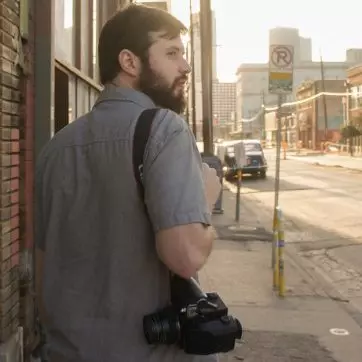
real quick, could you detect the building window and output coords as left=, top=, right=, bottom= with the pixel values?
left=69, top=75, right=76, bottom=121
left=77, top=80, right=90, bottom=117
left=351, top=85, right=362, bottom=109
left=90, top=88, right=99, bottom=108
left=80, top=0, right=92, bottom=75
left=54, top=0, right=75, bottom=65
left=92, top=0, right=98, bottom=81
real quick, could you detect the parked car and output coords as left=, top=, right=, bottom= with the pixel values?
left=219, top=139, right=268, bottom=181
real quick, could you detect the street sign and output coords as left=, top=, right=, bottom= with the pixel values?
left=268, top=44, right=294, bottom=94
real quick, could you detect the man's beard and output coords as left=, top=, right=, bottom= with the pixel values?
left=138, top=62, right=187, bottom=114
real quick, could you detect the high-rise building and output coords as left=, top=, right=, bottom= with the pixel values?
left=191, top=11, right=217, bottom=82
left=135, top=0, right=172, bottom=11
left=346, top=49, right=362, bottom=63
left=234, top=27, right=362, bottom=138
left=299, top=37, right=312, bottom=62
left=212, top=81, right=236, bottom=139
left=269, top=27, right=312, bottom=64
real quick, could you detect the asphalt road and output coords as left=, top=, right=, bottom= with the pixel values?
left=227, top=149, right=362, bottom=315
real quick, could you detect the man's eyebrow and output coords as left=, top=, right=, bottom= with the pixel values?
left=166, top=45, right=185, bottom=54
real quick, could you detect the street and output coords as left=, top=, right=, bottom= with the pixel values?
left=244, top=150, right=362, bottom=313
left=199, top=150, right=362, bottom=361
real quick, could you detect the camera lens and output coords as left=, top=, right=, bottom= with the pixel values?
left=143, top=309, right=180, bottom=345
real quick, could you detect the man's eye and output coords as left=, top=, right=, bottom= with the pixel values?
left=167, top=51, right=177, bottom=57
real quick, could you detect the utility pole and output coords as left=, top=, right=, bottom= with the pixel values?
left=189, top=0, right=197, bottom=138
left=272, top=94, right=283, bottom=269
left=200, top=0, right=213, bottom=154
left=261, top=90, right=265, bottom=139
left=320, top=54, right=328, bottom=141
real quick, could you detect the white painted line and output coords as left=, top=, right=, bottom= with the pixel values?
left=329, top=328, right=350, bottom=336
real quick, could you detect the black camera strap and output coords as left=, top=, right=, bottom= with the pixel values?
left=132, top=108, right=159, bottom=200
left=132, top=108, right=175, bottom=283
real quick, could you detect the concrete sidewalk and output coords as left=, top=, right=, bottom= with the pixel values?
left=199, top=190, right=362, bottom=362
left=287, top=153, right=362, bottom=171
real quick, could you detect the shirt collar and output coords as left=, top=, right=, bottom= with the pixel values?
left=94, top=84, right=155, bottom=109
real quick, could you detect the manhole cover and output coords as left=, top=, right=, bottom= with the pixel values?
left=215, top=225, right=272, bottom=242
left=228, top=225, right=258, bottom=232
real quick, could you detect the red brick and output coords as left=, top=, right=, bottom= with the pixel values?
left=10, top=129, right=19, bottom=140
left=0, top=0, right=34, bottom=345
left=10, top=215, right=19, bottom=229
left=10, top=166, right=18, bottom=178
left=10, top=240, right=19, bottom=255
left=10, top=191, right=18, bottom=204
left=10, top=154, right=18, bottom=166
left=11, top=252, right=18, bottom=267
left=10, top=178, right=18, bottom=191
left=10, top=228, right=18, bottom=243
left=10, top=204, right=18, bottom=217
left=11, top=141, right=19, bottom=153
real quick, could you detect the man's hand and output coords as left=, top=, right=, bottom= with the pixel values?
left=202, top=163, right=221, bottom=210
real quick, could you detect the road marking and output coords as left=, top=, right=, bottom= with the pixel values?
left=329, top=328, right=350, bottom=336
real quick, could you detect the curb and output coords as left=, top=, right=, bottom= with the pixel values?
left=222, top=181, right=362, bottom=327
left=287, top=156, right=362, bottom=172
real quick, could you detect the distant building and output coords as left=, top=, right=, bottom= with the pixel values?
left=234, top=27, right=362, bottom=139
left=346, top=49, right=362, bottom=64
left=135, top=0, right=172, bottom=11
left=235, top=54, right=362, bottom=139
left=296, top=80, right=345, bottom=149
left=346, top=63, right=362, bottom=126
left=188, top=11, right=217, bottom=139
left=269, top=27, right=312, bottom=64
left=212, top=81, right=236, bottom=139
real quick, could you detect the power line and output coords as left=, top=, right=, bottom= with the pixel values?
left=239, top=90, right=362, bottom=123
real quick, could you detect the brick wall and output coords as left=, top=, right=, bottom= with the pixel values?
left=19, top=0, right=36, bottom=357
left=0, top=0, right=22, bottom=343
left=0, top=0, right=35, bottom=357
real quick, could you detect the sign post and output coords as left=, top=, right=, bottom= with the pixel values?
left=269, top=45, right=293, bottom=271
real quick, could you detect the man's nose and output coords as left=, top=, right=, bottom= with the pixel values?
left=180, top=58, right=192, bottom=74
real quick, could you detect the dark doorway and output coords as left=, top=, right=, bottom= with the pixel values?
left=54, top=66, right=69, bottom=133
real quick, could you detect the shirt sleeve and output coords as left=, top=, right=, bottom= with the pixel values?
left=143, top=110, right=212, bottom=232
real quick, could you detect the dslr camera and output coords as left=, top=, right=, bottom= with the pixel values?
left=143, top=275, right=242, bottom=355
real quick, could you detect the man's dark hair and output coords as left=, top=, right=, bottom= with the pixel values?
left=98, top=4, right=187, bottom=85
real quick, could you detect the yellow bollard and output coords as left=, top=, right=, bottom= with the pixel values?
left=271, top=208, right=278, bottom=268
left=277, top=208, right=285, bottom=298
left=272, top=229, right=279, bottom=290
left=235, top=169, right=242, bottom=222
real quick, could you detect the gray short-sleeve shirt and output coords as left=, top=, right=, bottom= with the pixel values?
left=35, top=85, right=218, bottom=362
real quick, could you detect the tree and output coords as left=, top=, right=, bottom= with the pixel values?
left=340, top=124, right=361, bottom=139
left=351, top=115, right=362, bottom=128
left=340, top=124, right=361, bottom=156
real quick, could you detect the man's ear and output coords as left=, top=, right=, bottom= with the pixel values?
left=118, top=49, right=142, bottom=77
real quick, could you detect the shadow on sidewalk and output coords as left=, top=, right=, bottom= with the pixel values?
left=220, top=330, right=338, bottom=362
left=219, top=185, right=362, bottom=316
left=212, top=186, right=273, bottom=242
left=206, top=189, right=362, bottom=362
left=225, top=172, right=359, bottom=199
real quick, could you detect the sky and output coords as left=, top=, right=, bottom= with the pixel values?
left=171, top=0, right=362, bottom=81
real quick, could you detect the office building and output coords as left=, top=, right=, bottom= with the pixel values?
left=212, top=81, right=236, bottom=139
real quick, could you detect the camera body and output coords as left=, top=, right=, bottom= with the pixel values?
left=143, top=275, right=242, bottom=355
